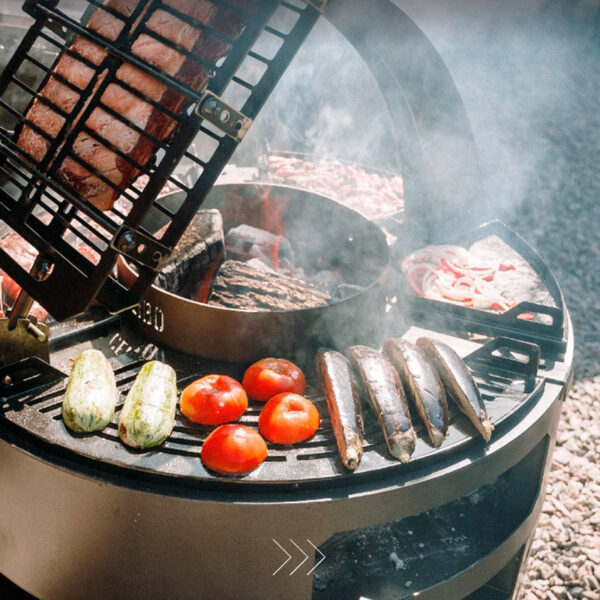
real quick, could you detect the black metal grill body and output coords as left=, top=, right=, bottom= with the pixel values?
left=0, top=324, right=572, bottom=600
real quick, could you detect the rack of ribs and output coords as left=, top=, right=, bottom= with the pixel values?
left=17, top=0, right=253, bottom=211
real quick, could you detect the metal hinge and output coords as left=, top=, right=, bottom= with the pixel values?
left=112, top=228, right=171, bottom=271
left=195, top=91, right=252, bottom=142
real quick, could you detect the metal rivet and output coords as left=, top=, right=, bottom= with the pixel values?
left=118, top=231, right=136, bottom=253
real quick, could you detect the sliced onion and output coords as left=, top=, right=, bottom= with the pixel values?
left=401, top=244, right=515, bottom=312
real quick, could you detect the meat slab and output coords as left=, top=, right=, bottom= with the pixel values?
left=17, top=0, right=254, bottom=211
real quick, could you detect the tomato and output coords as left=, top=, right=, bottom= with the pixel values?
left=180, top=374, right=248, bottom=425
left=258, top=393, right=320, bottom=444
left=242, top=358, right=305, bottom=403
left=201, top=424, right=267, bottom=474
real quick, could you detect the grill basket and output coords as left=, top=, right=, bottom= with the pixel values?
left=0, top=0, right=324, bottom=320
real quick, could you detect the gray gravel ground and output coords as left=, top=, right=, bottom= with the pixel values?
left=494, top=15, right=600, bottom=598
left=497, top=10, right=600, bottom=600
left=517, top=378, right=600, bottom=600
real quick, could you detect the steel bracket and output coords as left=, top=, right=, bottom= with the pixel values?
left=195, top=91, right=252, bottom=142
left=112, top=227, right=171, bottom=271
left=0, top=356, right=65, bottom=401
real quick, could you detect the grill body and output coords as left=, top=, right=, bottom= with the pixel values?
left=0, top=348, right=570, bottom=600
left=0, top=2, right=573, bottom=599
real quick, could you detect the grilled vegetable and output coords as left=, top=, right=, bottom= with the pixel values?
left=180, top=374, right=248, bottom=425
left=62, top=349, right=118, bottom=433
left=201, top=424, right=268, bottom=475
left=316, top=348, right=364, bottom=470
left=383, top=338, right=448, bottom=447
left=118, top=360, right=177, bottom=450
left=242, top=357, right=306, bottom=403
left=348, top=345, right=416, bottom=463
left=416, top=337, right=494, bottom=442
left=258, top=393, right=320, bottom=444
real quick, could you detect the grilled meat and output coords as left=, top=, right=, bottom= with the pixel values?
left=383, top=338, right=448, bottom=447
left=0, top=231, right=49, bottom=322
left=17, top=0, right=254, bottom=211
left=348, top=345, right=416, bottom=463
left=316, top=348, right=364, bottom=471
left=417, top=337, right=494, bottom=442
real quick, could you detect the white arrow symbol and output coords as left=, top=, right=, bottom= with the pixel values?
left=272, top=538, right=292, bottom=576
left=289, top=538, right=309, bottom=575
left=306, top=539, right=326, bottom=575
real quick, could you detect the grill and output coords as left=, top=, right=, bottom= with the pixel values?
left=0, top=2, right=573, bottom=600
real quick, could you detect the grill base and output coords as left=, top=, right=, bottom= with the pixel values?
left=0, top=359, right=567, bottom=600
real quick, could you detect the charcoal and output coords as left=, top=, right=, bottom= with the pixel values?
left=208, top=260, right=331, bottom=311
left=156, top=209, right=224, bottom=298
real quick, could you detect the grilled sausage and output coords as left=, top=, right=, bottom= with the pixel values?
left=417, top=337, right=494, bottom=442
left=348, top=345, right=416, bottom=463
left=316, top=348, right=364, bottom=471
left=118, top=360, right=177, bottom=449
left=383, top=338, right=448, bottom=447
left=62, top=349, right=118, bottom=432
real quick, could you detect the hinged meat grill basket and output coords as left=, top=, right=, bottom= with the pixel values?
left=0, top=2, right=574, bottom=600
left=0, top=0, right=323, bottom=320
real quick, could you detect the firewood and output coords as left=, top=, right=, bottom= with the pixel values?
left=208, top=260, right=331, bottom=311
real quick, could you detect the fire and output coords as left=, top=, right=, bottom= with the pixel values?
left=261, top=187, right=286, bottom=272
left=197, top=259, right=222, bottom=304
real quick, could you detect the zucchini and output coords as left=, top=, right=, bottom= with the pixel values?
left=62, top=349, right=118, bottom=433
left=118, top=360, right=177, bottom=450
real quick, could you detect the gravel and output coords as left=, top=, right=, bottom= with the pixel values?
left=517, top=378, right=600, bottom=600
left=497, top=16, right=600, bottom=600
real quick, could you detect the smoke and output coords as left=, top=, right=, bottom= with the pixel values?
left=232, top=16, right=400, bottom=172
left=394, top=0, right=598, bottom=224
left=233, top=0, right=597, bottom=239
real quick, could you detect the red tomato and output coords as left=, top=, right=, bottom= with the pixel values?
left=242, top=358, right=305, bottom=403
left=180, top=374, right=248, bottom=425
left=201, top=424, right=267, bottom=474
left=258, top=393, right=320, bottom=444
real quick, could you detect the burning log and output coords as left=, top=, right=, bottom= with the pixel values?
left=208, top=260, right=331, bottom=311
left=224, top=224, right=295, bottom=272
left=156, top=209, right=224, bottom=300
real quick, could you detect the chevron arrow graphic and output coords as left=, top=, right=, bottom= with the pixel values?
left=272, top=538, right=326, bottom=576
left=272, top=538, right=292, bottom=576
left=289, top=538, right=309, bottom=575
left=306, top=539, right=326, bottom=575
